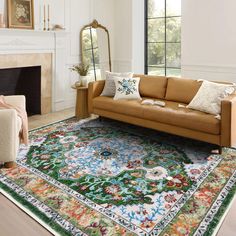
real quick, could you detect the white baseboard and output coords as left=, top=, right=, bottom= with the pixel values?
left=54, top=98, right=75, bottom=112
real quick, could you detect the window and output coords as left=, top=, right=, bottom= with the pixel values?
left=145, top=0, right=181, bottom=77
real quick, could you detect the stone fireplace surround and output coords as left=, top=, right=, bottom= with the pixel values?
left=0, top=53, right=52, bottom=114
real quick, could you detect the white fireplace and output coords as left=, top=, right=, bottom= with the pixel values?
left=0, top=28, right=73, bottom=113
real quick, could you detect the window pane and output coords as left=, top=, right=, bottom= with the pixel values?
left=148, top=67, right=165, bottom=76
left=82, top=28, right=92, bottom=50
left=83, top=49, right=93, bottom=65
left=148, top=0, right=165, bottom=18
left=148, top=18, right=165, bottom=42
left=166, top=43, right=181, bottom=68
left=166, top=17, right=181, bottom=42
left=95, top=66, right=102, bottom=80
left=148, top=43, right=165, bottom=67
left=166, top=68, right=181, bottom=77
left=89, top=68, right=94, bottom=76
left=93, top=48, right=100, bottom=65
left=91, top=28, right=98, bottom=48
left=146, top=0, right=181, bottom=76
left=166, top=0, right=181, bottom=16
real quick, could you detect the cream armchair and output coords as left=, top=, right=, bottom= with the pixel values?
left=0, top=95, right=26, bottom=168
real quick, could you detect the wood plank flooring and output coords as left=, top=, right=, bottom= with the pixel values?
left=0, top=108, right=235, bottom=236
left=28, top=108, right=75, bottom=130
left=0, top=194, right=53, bottom=236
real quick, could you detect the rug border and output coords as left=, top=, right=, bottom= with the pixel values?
left=0, top=180, right=72, bottom=236
left=1, top=178, right=235, bottom=236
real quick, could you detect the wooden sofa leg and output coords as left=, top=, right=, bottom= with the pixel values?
left=219, top=146, right=223, bottom=155
left=4, top=161, right=16, bottom=168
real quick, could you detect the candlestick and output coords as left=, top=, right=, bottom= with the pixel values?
left=47, top=4, right=50, bottom=31
left=43, top=5, right=46, bottom=30
left=0, top=13, right=5, bottom=28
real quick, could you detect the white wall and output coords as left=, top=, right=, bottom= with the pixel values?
left=92, top=0, right=115, bottom=73
left=182, top=0, right=236, bottom=82
left=113, top=0, right=145, bottom=73
left=113, top=0, right=132, bottom=72
left=132, top=0, right=145, bottom=74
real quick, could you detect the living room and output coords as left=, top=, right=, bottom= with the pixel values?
left=0, top=0, right=235, bottom=235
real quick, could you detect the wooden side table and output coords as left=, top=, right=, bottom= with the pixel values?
left=72, top=85, right=89, bottom=119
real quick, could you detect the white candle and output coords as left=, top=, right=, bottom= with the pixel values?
left=48, top=4, right=50, bottom=20
left=44, top=5, right=46, bottom=21
left=0, top=14, right=3, bottom=24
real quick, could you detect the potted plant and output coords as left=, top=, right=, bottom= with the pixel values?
left=70, top=63, right=90, bottom=87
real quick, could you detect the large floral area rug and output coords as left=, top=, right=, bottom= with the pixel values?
left=0, top=118, right=236, bottom=236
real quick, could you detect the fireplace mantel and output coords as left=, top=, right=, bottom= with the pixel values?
left=0, top=29, right=70, bottom=112
left=0, top=29, right=68, bottom=53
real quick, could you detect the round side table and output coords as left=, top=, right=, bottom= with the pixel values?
left=71, top=85, right=89, bottom=119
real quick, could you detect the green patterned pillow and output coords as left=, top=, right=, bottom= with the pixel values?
left=113, top=77, right=141, bottom=100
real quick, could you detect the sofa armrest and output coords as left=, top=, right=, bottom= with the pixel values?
left=0, top=109, right=18, bottom=162
left=4, top=95, right=26, bottom=110
left=221, top=94, right=236, bottom=147
left=88, top=80, right=105, bottom=114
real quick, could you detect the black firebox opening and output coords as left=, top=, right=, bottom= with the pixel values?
left=0, top=66, right=41, bottom=116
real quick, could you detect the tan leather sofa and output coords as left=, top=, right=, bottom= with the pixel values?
left=0, top=95, right=25, bottom=168
left=88, top=75, right=236, bottom=149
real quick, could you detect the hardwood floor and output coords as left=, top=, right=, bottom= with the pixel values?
left=217, top=196, right=236, bottom=236
left=0, top=108, right=235, bottom=236
left=0, top=194, right=53, bottom=236
left=28, top=108, right=75, bottom=130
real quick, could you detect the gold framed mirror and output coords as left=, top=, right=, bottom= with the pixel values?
left=80, top=20, right=111, bottom=80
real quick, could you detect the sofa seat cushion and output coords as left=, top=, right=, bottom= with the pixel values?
left=142, top=100, right=220, bottom=135
left=93, top=96, right=144, bottom=118
left=93, top=97, right=220, bottom=135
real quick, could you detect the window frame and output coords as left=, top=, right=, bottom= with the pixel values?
left=145, top=0, right=181, bottom=76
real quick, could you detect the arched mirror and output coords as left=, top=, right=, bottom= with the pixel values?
left=80, top=20, right=111, bottom=81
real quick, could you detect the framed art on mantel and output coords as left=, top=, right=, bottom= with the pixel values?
left=7, top=0, right=34, bottom=29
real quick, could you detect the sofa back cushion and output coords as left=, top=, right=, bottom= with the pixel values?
left=165, top=77, right=202, bottom=104
left=134, top=74, right=168, bottom=99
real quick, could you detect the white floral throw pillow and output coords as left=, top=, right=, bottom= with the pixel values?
left=113, top=77, right=141, bottom=100
left=187, top=80, right=235, bottom=115
left=100, top=71, right=133, bottom=97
